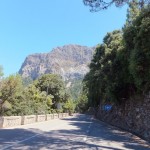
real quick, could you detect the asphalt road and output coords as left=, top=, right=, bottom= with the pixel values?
left=0, top=114, right=149, bottom=150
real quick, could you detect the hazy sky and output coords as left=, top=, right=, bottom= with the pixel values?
left=0, top=0, right=128, bottom=77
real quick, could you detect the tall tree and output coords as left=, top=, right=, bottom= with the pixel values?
left=0, top=74, right=23, bottom=115
left=21, top=84, right=53, bottom=115
left=83, top=0, right=149, bottom=11
left=125, top=0, right=140, bottom=27
left=34, top=74, right=68, bottom=108
left=128, top=7, right=150, bottom=91
left=83, top=30, right=129, bottom=105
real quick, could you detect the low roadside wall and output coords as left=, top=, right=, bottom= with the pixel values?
left=63, top=113, right=69, bottom=117
left=36, top=115, right=46, bottom=122
left=58, top=113, right=63, bottom=118
left=0, top=113, right=69, bottom=128
left=0, top=116, right=22, bottom=128
left=0, top=117, right=3, bottom=128
left=46, top=114, right=54, bottom=121
left=62, top=113, right=65, bottom=117
left=21, top=115, right=36, bottom=125
left=53, top=113, right=59, bottom=119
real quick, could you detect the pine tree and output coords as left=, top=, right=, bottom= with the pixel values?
left=125, top=0, right=140, bottom=27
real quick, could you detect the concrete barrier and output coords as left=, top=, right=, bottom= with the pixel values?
left=46, top=114, right=54, bottom=121
left=36, top=115, right=46, bottom=122
left=1, top=116, right=22, bottom=128
left=21, top=115, right=36, bottom=125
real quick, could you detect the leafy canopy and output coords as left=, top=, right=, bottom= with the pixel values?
left=83, top=0, right=150, bottom=12
left=83, top=5, right=150, bottom=107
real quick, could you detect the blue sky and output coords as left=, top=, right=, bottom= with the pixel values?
left=0, top=0, right=128, bottom=77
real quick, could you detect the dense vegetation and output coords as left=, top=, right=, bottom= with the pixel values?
left=83, top=3, right=150, bottom=107
left=0, top=73, right=75, bottom=116
left=67, top=79, right=83, bottom=101
left=0, top=1, right=149, bottom=115
left=83, top=0, right=150, bottom=11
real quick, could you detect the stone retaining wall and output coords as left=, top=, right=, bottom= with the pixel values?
left=0, top=113, right=69, bottom=128
left=54, top=113, right=59, bottom=119
left=1, top=116, right=22, bottom=128
left=46, top=114, right=54, bottom=120
left=96, top=94, right=150, bottom=142
left=36, top=115, right=46, bottom=122
left=58, top=113, right=63, bottom=118
left=21, top=115, right=36, bottom=125
left=63, top=113, right=68, bottom=117
left=0, top=117, right=3, bottom=128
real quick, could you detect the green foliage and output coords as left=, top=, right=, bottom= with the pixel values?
left=0, top=73, right=69, bottom=116
left=128, top=7, right=150, bottom=91
left=22, top=77, right=33, bottom=87
left=22, top=84, right=53, bottom=115
left=83, top=6, right=150, bottom=107
left=67, top=79, right=83, bottom=100
left=1, top=4, right=149, bottom=115
left=125, top=0, right=140, bottom=27
left=0, top=74, right=23, bottom=115
left=63, top=99, right=75, bottom=114
left=83, top=0, right=149, bottom=12
left=84, top=30, right=128, bottom=104
left=76, top=91, right=89, bottom=113
left=0, top=74, right=23, bottom=102
left=34, top=74, right=66, bottom=105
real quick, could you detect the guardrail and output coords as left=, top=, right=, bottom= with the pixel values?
left=0, top=113, right=69, bottom=128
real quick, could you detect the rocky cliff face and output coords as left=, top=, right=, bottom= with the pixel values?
left=19, top=44, right=95, bottom=80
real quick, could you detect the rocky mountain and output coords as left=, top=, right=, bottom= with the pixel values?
left=19, top=44, right=95, bottom=80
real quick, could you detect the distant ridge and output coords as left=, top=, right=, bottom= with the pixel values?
left=19, top=44, right=95, bottom=80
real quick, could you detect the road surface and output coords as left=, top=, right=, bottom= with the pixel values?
left=0, top=114, right=149, bottom=150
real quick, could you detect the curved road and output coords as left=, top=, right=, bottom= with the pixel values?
left=0, top=114, right=149, bottom=150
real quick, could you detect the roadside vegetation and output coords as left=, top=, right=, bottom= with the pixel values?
left=0, top=72, right=76, bottom=116
left=82, top=2, right=150, bottom=108
left=0, top=1, right=149, bottom=115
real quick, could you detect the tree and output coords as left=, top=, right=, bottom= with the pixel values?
left=83, top=0, right=149, bottom=12
left=76, top=91, right=89, bottom=113
left=83, top=44, right=106, bottom=106
left=0, top=74, right=23, bottom=115
left=34, top=74, right=68, bottom=109
left=83, top=30, right=128, bottom=105
left=123, top=0, right=141, bottom=53
left=125, top=0, right=140, bottom=26
left=22, top=84, right=53, bottom=115
left=22, top=77, right=33, bottom=87
left=63, top=99, right=75, bottom=114
left=67, top=79, right=83, bottom=100
left=83, top=4, right=150, bottom=109
left=0, top=65, right=4, bottom=79
left=128, top=7, right=150, bottom=91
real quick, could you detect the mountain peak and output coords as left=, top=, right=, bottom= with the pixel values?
left=19, top=44, right=95, bottom=80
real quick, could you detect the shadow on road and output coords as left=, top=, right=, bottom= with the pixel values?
left=0, top=114, right=149, bottom=150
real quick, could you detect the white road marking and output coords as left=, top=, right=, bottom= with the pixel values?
left=2, top=133, right=41, bottom=150
left=1, top=122, right=67, bottom=150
